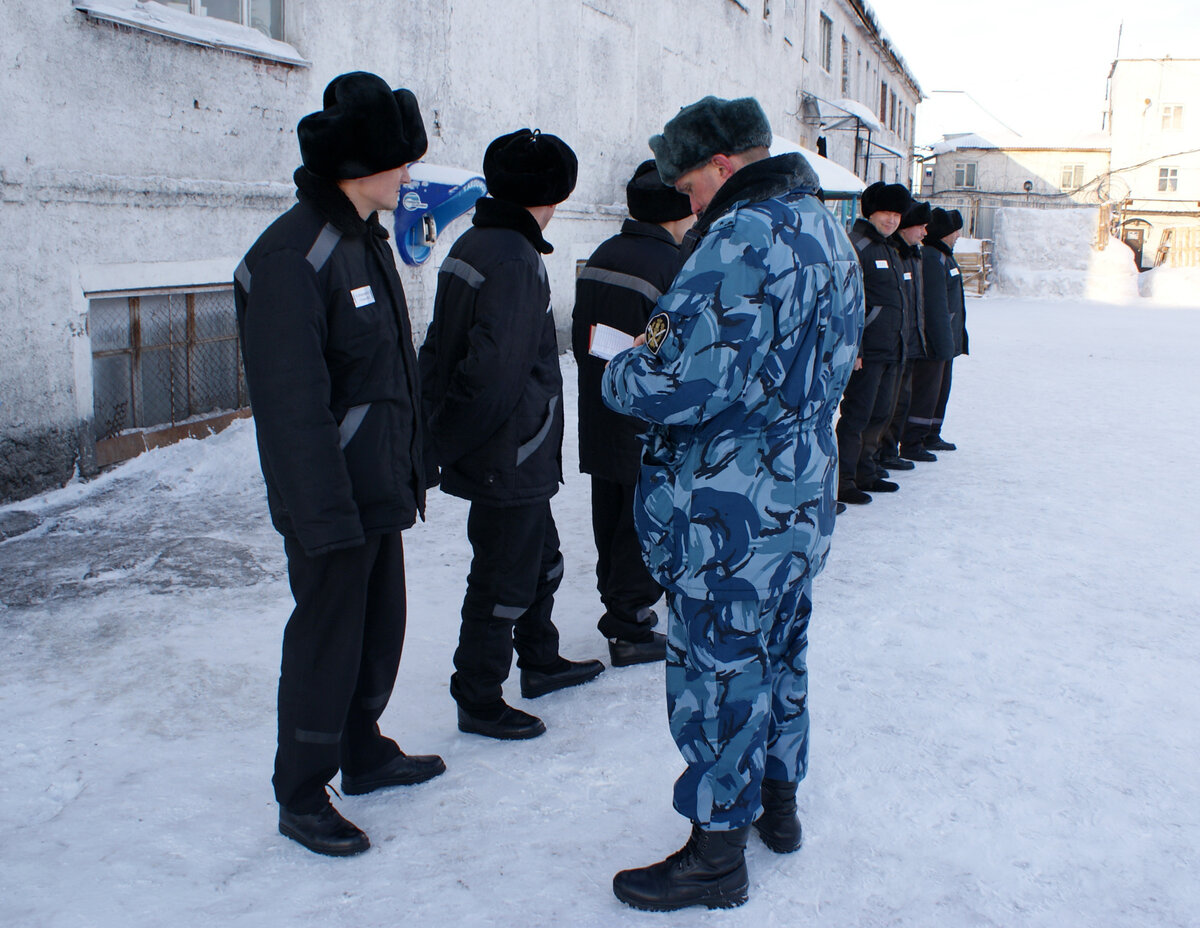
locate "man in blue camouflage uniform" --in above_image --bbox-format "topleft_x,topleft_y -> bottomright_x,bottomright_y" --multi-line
603,96 -> 863,911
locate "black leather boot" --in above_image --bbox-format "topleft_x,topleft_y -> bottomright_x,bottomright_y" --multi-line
341,751 -> 446,795
278,802 -> 370,857
520,656 -> 605,699
612,824 -> 750,911
753,778 -> 803,853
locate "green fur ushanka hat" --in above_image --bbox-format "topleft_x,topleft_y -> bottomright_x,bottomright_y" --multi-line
298,72 -> 427,180
649,96 -> 773,186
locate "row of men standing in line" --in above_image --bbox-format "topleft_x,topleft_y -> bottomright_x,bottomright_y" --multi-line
835,182 -> 970,506
236,71 -> 862,912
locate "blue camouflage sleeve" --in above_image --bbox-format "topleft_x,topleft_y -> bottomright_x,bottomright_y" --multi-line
601,211 -> 775,427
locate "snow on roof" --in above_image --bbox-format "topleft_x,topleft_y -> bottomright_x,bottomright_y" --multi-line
930,131 -> 1111,156
831,98 -> 885,135
770,137 -> 866,196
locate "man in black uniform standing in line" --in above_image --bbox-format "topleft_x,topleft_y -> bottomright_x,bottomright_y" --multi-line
571,160 -> 695,667
420,130 -> 605,741
235,72 -> 445,857
835,181 -> 912,505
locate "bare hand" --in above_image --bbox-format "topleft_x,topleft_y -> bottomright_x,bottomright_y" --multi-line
854,357 -> 863,370
633,333 -> 647,347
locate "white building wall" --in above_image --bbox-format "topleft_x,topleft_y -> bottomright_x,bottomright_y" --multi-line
0,0 -> 916,501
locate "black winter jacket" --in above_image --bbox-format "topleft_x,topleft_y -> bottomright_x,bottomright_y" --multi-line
571,219 -> 684,484
891,237 -> 927,360
418,197 -> 564,506
234,168 -> 425,557
922,240 -> 968,358
849,218 -> 906,361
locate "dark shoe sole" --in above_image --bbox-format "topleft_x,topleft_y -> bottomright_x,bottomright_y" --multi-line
753,820 -> 803,854
612,874 -> 749,911
457,716 -> 546,740
520,662 -> 605,699
341,757 -> 446,795
279,821 -> 370,857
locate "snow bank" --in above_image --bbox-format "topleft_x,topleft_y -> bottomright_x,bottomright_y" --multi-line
992,207 -> 1140,303
1137,265 -> 1200,307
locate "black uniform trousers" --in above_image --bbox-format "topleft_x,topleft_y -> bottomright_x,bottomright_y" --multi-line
450,500 -> 563,711
880,361 -> 914,461
275,532 -> 407,814
930,359 -> 954,441
590,476 -> 663,642
836,359 -> 901,488
901,359 -> 946,450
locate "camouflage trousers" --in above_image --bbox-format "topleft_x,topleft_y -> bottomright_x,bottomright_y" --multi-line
666,582 -> 811,830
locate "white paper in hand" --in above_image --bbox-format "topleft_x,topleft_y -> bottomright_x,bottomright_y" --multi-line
589,324 -> 636,361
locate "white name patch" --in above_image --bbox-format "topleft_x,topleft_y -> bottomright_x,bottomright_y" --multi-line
949,268 -> 961,277
350,285 -> 375,308
903,272 -> 913,280
874,259 -> 890,269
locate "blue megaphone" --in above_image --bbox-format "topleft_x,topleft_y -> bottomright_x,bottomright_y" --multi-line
394,164 -> 488,265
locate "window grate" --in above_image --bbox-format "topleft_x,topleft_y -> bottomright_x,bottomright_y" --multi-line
90,288 -> 247,440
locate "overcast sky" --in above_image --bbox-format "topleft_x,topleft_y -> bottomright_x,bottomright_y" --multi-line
865,0 -> 1200,139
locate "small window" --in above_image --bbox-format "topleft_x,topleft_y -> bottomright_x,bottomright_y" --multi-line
1159,166 -> 1179,192
160,0 -> 284,40
1060,164 -> 1085,191
954,162 -> 977,189
819,13 -> 833,72
90,288 -> 247,440
1161,104 -> 1184,131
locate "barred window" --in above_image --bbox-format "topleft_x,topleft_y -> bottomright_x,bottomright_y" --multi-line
89,288 -> 247,440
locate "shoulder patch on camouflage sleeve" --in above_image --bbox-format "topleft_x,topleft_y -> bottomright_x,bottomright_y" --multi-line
645,313 -> 670,354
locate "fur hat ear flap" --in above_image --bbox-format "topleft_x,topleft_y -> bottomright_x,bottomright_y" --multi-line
649,96 -> 773,186
482,129 -> 578,206
626,159 -> 694,223
298,72 -> 427,180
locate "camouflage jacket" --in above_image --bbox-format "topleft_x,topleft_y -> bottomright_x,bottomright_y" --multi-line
602,154 -> 864,600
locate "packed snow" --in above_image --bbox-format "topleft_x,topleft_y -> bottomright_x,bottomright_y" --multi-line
2,296 -> 1198,927
992,207 -> 1142,304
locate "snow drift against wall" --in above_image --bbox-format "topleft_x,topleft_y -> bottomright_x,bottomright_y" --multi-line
992,207 -> 1140,303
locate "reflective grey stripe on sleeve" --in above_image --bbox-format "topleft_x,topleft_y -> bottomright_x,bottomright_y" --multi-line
864,305 -> 882,327
544,557 -> 564,582
852,234 -> 871,252
338,403 -> 370,449
492,604 -> 527,619
440,256 -> 486,289
577,266 -> 663,303
234,259 -> 252,294
294,727 -> 342,745
516,395 -> 559,466
359,689 -> 392,712
306,223 -> 343,273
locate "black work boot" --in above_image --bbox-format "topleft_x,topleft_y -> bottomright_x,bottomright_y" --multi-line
752,778 -> 803,853
520,656 -> 605,699
279,801 -> 370,857
341,751 -> 446,795
612,824 -> 750,911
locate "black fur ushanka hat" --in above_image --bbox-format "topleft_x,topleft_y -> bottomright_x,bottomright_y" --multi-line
860,181 -> 912,217
298,72 -> 427,180
626,159 -> 694,223
899,200 -> 932,229
649,96 -> 773,186
926,207 -> 955,241
482,129 -> 578,206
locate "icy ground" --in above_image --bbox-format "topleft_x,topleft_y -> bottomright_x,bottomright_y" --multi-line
1,297 -> 1198,928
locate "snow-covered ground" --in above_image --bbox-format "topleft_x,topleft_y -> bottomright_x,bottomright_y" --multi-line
2,295 -> 1198,928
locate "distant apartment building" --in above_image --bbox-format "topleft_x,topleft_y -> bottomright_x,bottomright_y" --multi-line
1104,57 -> 1200,267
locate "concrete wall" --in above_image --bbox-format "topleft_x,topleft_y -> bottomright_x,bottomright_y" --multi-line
925,148 -> 1111,201
0,0 -> 915,501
